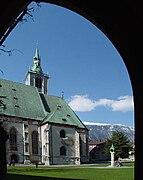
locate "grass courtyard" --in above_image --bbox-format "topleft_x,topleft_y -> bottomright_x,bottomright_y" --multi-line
7,162 -> 134,180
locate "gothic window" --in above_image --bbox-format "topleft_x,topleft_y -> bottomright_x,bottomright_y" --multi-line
60,146 -> 66,156
35,77 -> 42,89
32,131 -> 38,154
79,136 -> 83,156
9,127 -> 17,151
60,129 -> 65,138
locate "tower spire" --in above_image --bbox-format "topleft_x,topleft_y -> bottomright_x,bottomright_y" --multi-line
30,46 -> 43,74
25,44 -> 49,94
34,47 -> 40,60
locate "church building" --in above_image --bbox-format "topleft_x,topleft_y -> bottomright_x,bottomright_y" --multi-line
0,48 -> 89,165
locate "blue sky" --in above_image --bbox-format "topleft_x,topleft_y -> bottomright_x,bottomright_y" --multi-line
0,2 -> 134,127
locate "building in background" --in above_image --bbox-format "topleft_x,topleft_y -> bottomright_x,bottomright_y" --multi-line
0,47 -> 89,165
89,140 -> 109,162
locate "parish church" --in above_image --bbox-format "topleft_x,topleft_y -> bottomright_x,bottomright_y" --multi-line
0,47 -> 89,165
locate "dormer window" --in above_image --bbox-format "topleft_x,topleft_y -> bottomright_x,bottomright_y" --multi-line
62,118 -> 67,122
12,88 -> 16,91
57,105 -> 61,110
13,97 -> 18,100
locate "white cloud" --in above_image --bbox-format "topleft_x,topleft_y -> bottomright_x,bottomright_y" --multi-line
110,96 -> 134,112
68,95 -> 95,112
68,95 -> 134,112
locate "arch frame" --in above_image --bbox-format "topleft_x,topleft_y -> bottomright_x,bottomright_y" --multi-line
0,0 -> 141,178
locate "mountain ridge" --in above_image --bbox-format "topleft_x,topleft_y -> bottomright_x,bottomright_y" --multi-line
83,122 -> 134,143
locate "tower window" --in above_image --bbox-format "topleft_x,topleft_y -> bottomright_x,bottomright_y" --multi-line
35,77 -> 42,89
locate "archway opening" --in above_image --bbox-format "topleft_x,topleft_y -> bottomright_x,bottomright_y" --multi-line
0,0 -> 140,178
10,154 -> 18,163
0,0 -> 133,173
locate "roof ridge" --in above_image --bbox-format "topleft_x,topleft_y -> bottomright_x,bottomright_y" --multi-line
0,78 -> 36,89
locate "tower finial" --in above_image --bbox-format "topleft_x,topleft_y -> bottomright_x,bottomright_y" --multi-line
36,40 -> 39,48
34,41 -> 40,60
61,91 -> 64,99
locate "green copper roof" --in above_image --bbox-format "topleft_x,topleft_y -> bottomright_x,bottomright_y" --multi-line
31,63 -> 43,74
41,94 -> 87,129
0,79 -> 46,121
30,47 -> 43,73
34,47 -> 40,60
0,78 -> 87,129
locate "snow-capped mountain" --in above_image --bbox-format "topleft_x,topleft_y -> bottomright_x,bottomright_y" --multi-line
83,122 -> 134,143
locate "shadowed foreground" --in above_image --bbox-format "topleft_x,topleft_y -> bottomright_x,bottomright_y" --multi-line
7,174 -> 82,180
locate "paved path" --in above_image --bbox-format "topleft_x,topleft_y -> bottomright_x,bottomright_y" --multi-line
13,163 -> 133,169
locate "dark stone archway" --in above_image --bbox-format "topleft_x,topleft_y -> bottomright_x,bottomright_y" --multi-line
0,124 -> 9,180
10,154 -> 18,163
0,0 -> 141,179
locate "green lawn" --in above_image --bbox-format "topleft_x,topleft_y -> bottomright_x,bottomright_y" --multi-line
7,163 -> 134,180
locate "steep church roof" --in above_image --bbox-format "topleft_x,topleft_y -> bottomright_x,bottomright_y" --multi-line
41,94 -> 86,128
0,78 -> 87,129
0,78 -> 46,121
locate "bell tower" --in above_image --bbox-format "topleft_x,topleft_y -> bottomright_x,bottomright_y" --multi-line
25,47 -> 49,94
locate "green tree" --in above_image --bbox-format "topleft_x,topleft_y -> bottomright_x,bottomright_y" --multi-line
103,131 -> 132,160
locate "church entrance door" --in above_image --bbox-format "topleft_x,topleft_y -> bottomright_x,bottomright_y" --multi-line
10,154 -> 18,163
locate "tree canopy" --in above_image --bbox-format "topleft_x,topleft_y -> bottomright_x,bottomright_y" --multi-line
103,131 -> 132,160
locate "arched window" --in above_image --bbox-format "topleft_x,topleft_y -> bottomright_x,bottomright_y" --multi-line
60,129 -> 65,138
60,146 -> 66,156
9,127 -> 17,151
32,131 -> 38,154
35,77 -> 42,89
79,136 -> 83,156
